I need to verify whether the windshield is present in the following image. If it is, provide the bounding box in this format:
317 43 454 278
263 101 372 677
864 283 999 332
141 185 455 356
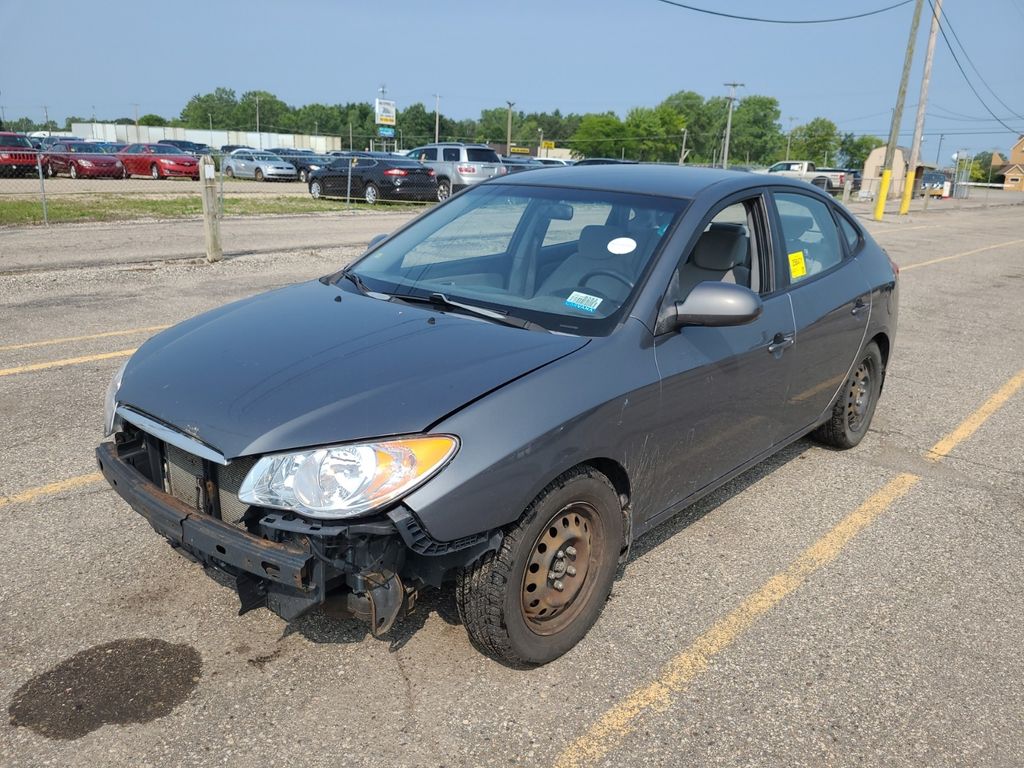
253 153 281 161
347 183 686 336
0 135 33 148
67 143 100 153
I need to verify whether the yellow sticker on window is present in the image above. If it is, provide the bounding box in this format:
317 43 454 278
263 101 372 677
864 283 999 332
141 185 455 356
788 250 807 279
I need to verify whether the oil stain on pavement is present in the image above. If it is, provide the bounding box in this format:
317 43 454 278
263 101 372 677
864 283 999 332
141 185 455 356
8 638 201 740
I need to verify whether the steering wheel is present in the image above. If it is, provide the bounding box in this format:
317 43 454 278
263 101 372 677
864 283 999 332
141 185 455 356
579 269 635 291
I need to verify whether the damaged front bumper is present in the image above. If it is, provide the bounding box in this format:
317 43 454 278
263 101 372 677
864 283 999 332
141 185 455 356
96 441 495 632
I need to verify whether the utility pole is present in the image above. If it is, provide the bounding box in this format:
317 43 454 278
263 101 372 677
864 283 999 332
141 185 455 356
721 82 743 169
900 0 943 215
255 95 261 148
538 127 543 157
42 105 51 131
873 0 924 221
433 94 441 142
678 128 688 165
934 133 945 166
208 113 213 149
506 100 516 155
785 117 797 160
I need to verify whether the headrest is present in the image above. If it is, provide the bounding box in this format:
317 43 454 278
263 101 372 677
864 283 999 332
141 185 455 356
578 225 633 261
692 228 747 271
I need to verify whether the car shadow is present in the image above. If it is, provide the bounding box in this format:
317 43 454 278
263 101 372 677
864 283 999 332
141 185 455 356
283 438 813 657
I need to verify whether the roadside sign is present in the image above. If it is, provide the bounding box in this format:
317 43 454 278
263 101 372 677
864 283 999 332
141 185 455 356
375 99 396 126
377 126 395 138
541 141 555 149
508 146 531 154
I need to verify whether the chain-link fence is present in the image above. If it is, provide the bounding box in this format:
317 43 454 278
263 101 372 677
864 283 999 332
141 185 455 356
0 125 442 229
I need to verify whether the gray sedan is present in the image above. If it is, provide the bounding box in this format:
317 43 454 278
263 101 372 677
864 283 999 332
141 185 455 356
222 150 297 181
96 166 898 666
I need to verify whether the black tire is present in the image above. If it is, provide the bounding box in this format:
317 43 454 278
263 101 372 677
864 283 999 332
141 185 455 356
299 168 308 183
309 180 323 199
812 341 883 449
364 182 379 205
254 168 264 182
225 166 234 178
437 178 451 202
46 163 55 178
456 466 624 666
150 163 160 180
69 163 78 179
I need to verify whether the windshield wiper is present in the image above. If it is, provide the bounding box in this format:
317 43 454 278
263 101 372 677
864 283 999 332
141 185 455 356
337 269 391 300
390 292 548 332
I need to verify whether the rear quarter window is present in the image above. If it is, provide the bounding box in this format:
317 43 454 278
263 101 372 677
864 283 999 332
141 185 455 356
467 148 500 163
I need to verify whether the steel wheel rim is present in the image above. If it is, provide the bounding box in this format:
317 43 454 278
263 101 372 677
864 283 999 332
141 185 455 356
151 165 158 179
846 359 873 432
438 182 449 201
520 501 604 636
255 170 263 181
70 165 77 179
310 181 321 198
365 185 377 204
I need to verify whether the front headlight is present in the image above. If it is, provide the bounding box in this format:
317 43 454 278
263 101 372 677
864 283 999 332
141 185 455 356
237 435 458 519
79 160 94 167
103 359 129 436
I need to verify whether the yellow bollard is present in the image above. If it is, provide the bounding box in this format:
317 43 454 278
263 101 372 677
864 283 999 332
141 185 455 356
873 169 892 221
898 168 917 215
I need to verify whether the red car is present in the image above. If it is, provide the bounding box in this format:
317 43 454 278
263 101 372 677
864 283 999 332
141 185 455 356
0 132 41 177
118 143 199 180
42 141 124 179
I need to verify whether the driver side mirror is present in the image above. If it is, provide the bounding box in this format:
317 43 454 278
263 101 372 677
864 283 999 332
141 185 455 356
656 281 763 334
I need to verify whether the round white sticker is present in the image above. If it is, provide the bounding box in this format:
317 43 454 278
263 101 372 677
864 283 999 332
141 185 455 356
607 237 637 255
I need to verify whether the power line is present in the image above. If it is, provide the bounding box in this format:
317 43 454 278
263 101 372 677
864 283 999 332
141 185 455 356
927 0 1023 134
651 0 914 24
935 3 1024 121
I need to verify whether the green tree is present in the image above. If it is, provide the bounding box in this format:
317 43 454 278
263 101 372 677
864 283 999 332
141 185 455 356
569 112 625 159
234 90 291 134
396 102 436 146
180 87 238 129
970 151 1003 183
138 114 167 127
789 117 840 165
622 106 683 162
837 133 884 169
728 95 783 165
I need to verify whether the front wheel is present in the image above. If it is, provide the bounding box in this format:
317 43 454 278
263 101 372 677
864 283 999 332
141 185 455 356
436 179 451 202
309 180 322 199
363 182 379 205
812 341 883 449
299 168 308 183
225 166 234 178
254 168 264 181
69 163 79 179
456 466 624 666
150 163 161 180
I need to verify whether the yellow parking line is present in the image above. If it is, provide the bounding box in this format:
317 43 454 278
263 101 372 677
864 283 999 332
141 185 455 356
901 238 1024 271
555 368 1024 768
0 348 135 378
926 369 1024 462
0 325 169 353
0 472 103 509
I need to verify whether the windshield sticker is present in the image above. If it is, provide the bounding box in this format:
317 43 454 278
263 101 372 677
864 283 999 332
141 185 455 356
788 250 807 279
607 237 637 255
565 291 603 313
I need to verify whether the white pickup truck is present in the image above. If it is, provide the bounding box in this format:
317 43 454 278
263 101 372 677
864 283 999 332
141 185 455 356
760 161 846 193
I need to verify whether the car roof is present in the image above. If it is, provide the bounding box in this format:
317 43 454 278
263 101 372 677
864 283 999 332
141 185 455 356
494 163 820 200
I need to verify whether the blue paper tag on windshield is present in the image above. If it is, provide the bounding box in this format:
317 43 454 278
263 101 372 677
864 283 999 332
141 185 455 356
565 291 602 313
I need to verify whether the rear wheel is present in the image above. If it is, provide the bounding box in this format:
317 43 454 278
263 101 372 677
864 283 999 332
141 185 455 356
254 168 264 181
456 466 624 666
437 178 451 202
150 163 160 180
46 163 56 178
812 341 883 449
364 182 379 205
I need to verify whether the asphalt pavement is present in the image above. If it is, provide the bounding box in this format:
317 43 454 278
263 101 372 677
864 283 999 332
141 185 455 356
0 203 1022 767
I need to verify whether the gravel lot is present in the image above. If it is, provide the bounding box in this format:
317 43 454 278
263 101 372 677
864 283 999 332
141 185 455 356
1 201 1022 767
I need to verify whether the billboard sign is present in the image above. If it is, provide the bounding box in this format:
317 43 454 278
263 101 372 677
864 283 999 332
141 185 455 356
375 99 396 126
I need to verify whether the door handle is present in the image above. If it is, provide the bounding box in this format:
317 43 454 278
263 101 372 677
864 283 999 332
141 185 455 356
767 333 795 354
851 297 868 316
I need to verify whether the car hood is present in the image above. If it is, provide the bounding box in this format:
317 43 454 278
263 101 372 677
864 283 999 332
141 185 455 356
117 280 588 459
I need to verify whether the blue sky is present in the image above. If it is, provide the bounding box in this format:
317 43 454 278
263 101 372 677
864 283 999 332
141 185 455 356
1 0 1021 159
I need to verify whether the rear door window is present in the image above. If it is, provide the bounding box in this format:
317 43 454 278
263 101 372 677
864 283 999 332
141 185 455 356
774 192 844 284
442 148 460 162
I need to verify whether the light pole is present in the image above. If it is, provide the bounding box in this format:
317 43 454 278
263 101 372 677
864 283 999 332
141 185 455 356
538 128 543 157
433 94 441 143
506 101 515 156
785 117 797 161
721 82 743 169
255 95 261 148
208 113 213 149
